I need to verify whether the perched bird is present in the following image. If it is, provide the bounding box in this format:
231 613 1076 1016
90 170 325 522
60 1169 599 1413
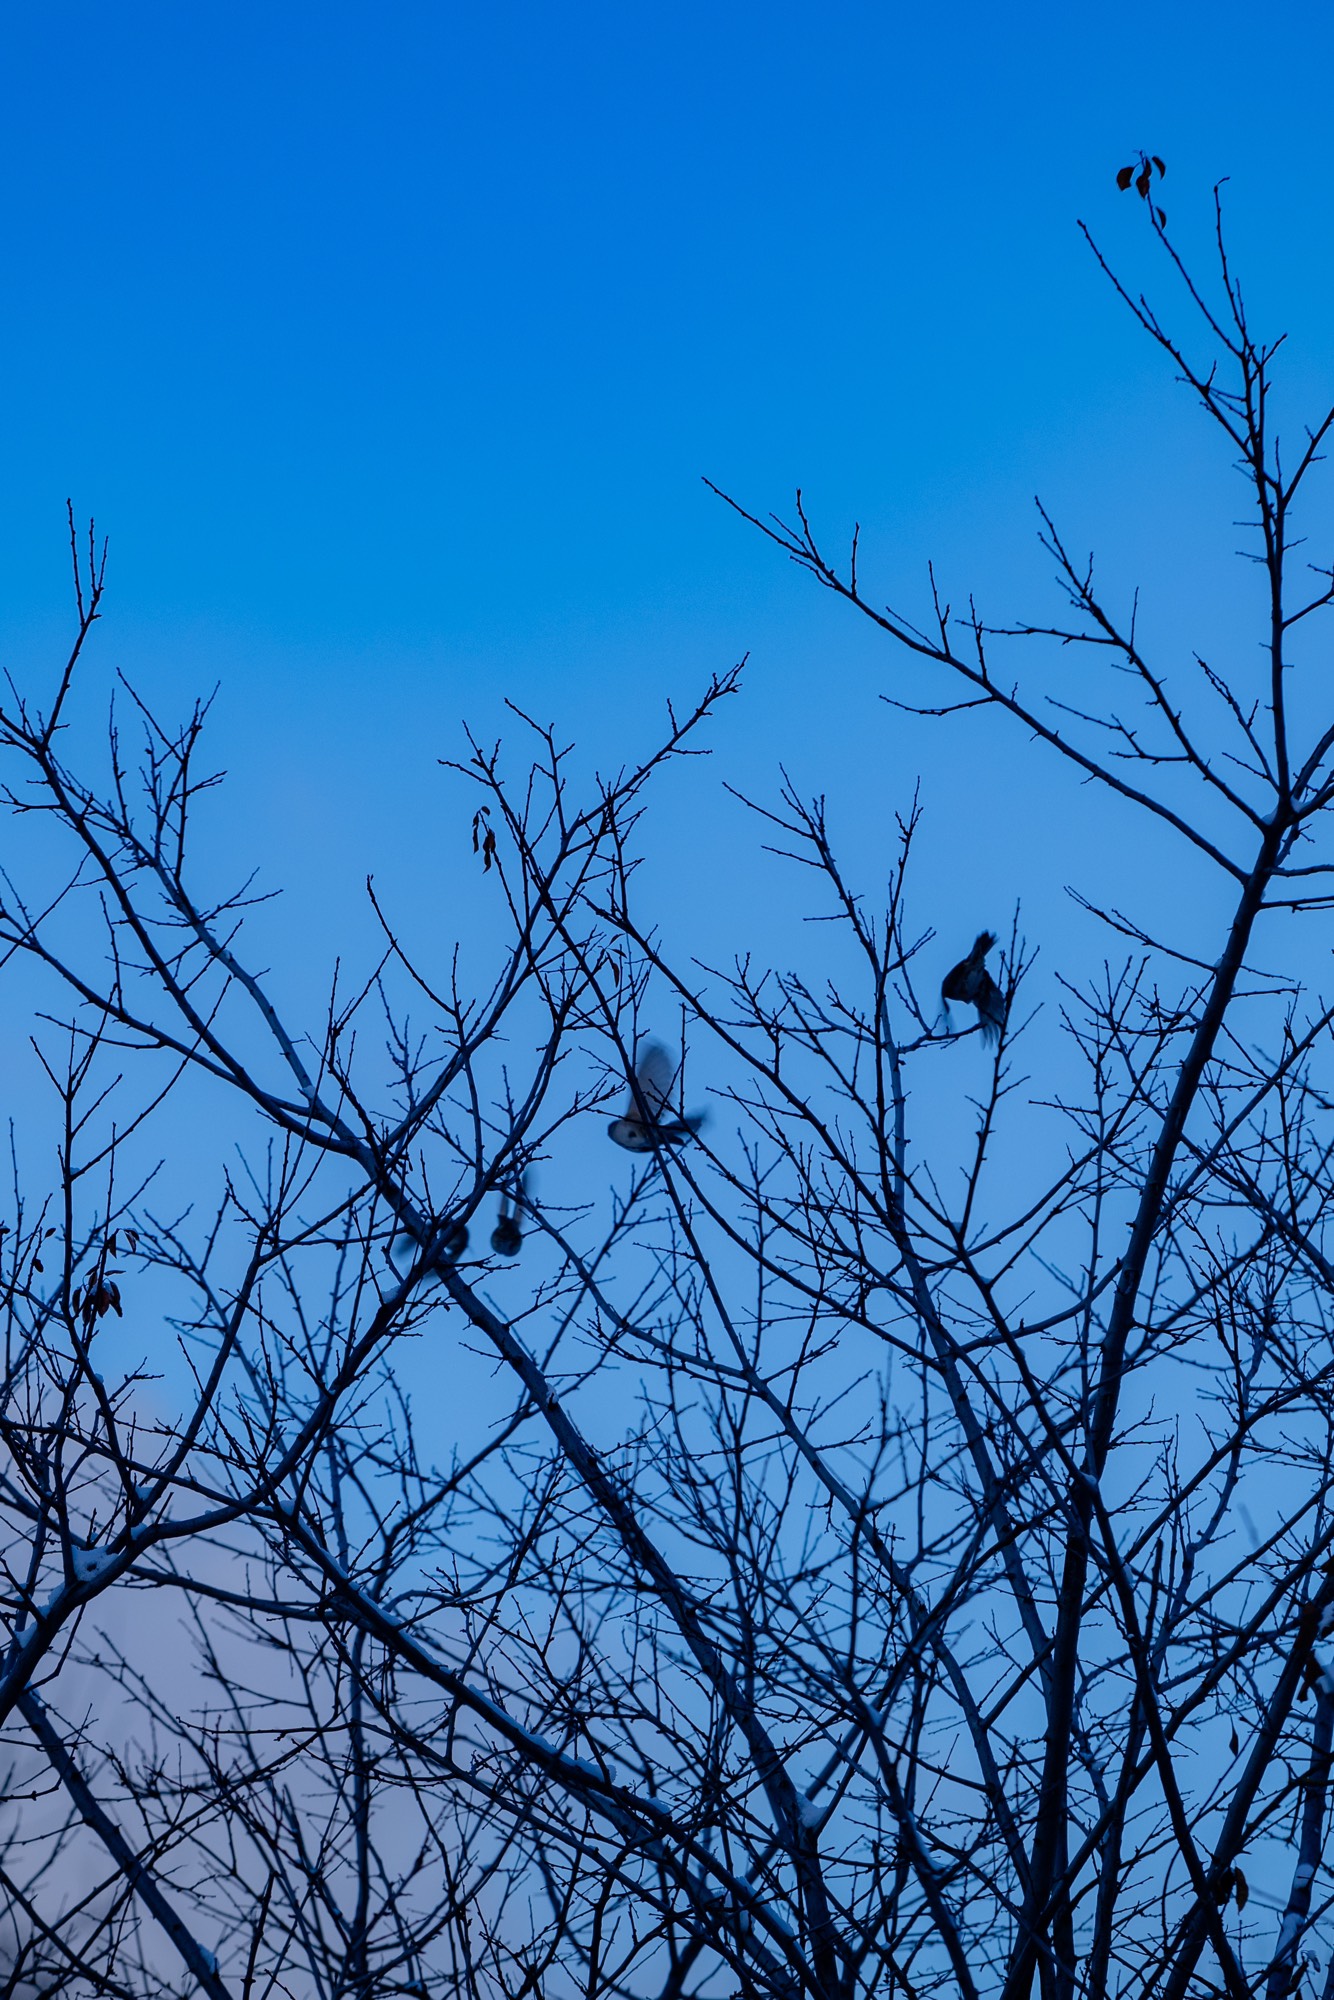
941 932 1005 1044
608 1042 703 1152
490 1175 528 1259
389 1218 469 1273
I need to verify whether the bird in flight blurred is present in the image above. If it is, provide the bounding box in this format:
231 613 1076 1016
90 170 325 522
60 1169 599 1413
941 932 1005 1043
490 1175 528 1258
608 1042 703 1152
389 1217 469 1273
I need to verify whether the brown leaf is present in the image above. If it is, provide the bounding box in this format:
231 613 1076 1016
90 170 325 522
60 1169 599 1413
1136 168 1152 198
1229 1724 1239 1756
1156 206 1167 228
1234 1868 1248 1913
1117 165 1134 190
1152 154 1166 176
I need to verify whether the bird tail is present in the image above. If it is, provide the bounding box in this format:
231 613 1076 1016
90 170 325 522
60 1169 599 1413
972 931 998 959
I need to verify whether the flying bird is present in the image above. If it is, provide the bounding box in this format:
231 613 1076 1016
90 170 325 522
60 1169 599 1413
389 1217 469 1274
941 932 1005 1044
490 1175 528 1258
608 1042 703 1152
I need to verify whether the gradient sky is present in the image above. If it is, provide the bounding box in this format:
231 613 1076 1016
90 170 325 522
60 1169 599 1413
7 26 1334 1924
2 0 1333 1055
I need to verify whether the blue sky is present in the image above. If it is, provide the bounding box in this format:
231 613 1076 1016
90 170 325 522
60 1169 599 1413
7 18 1334 1891
6 13 1334 1950
4 17 1334 1959
2 0 1332 1023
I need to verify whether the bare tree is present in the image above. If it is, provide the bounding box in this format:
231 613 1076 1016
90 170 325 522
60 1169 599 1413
4 166 1334 2000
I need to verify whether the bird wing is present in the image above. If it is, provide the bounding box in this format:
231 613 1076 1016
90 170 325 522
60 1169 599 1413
943 933 998 1004
977 973 1006 1039
941 960 967 1003
630 1041 676 1119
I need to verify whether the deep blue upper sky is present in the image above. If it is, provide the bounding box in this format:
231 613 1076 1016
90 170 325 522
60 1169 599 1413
2 1 1332 1005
